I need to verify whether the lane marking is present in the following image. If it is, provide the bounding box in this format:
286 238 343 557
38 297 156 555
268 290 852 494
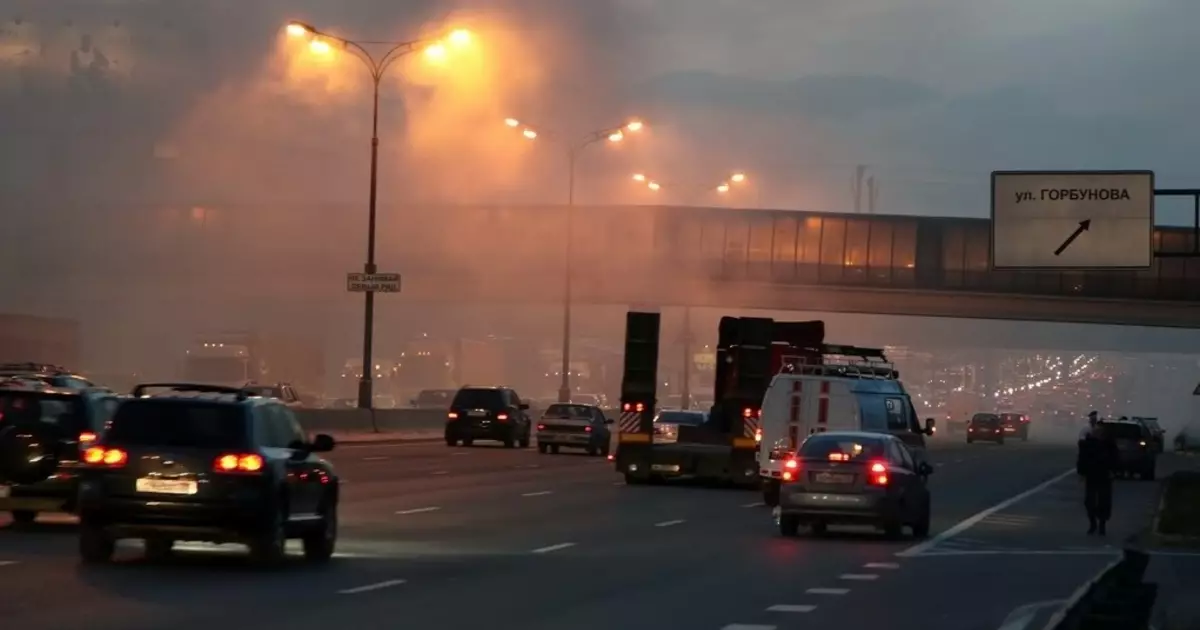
840 574 878 581
613 481 625 486
0 561 17 567
361 456 389 461
430 470 449 475
806 588 850 595
766 604 817 613
452 452 470 456
741 502 765 508
516 464 541 469
864 562 900 569
654 519 686 528
338 579 407 595
531 542 576 554
395 507 441 515
912 550 1118 557
720 625 777 630
522 490 553 497
896 468 1075 558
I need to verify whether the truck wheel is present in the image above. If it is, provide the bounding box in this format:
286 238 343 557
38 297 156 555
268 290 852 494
537 443 549 454
586 445 599 456
79 522 115 564
762 480 780 507
550 445 560 454
779 513 800 537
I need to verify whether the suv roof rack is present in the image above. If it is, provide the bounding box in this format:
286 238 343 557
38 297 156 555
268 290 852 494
131 382 251 401
779 344 897 380
0 362 72 375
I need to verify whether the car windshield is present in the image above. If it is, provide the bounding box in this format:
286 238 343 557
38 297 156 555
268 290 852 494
655 411 707 426
106 400 247 449
800 435 886 461
1100 422 1143 440
544 404 592 419
0 390 86 433
971 414 1000 425
452 388 504 409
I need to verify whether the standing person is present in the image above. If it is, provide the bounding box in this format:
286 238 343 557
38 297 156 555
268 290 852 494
1078 411 1099 442
1078 422 1118 535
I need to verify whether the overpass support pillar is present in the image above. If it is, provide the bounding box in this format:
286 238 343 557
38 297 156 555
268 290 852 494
680 307 694 410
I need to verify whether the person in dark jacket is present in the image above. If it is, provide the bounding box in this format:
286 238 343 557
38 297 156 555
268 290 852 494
1078 423 1119 535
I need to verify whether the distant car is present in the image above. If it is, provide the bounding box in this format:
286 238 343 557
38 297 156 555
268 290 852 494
776 431 932 539
1130 417 1165 453
0 363 97 390
0 379 121 524
445 386 532 448
241 382 304 408
967 413 1005 444
76 383 339 566
536 403 612 456
1099 420 1157 481
411 389 455 409
999 412 1030 441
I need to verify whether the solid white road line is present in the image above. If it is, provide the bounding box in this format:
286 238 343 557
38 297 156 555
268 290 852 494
654 519 686 528
840 574 878 581
0 561 16 567
766 604 817 613
741 502 765 508
338 579 407 595
361 456 389 461
896 468 1075 558
521 490 553 497
531 542 576 554
720 625 777 630
451 452 469 456
864 562 901 569
805 588 850 595
395 506 441 515
430 470 449 475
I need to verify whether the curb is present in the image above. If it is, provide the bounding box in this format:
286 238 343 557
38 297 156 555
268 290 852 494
1038 552 1129 630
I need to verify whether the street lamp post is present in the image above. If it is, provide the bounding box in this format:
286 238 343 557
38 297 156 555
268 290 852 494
505 118 644 402
286 21 470 409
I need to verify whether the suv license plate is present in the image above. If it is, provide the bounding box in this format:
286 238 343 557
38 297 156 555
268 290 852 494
0 485 9 498
136 478 198 495
813 472 853 484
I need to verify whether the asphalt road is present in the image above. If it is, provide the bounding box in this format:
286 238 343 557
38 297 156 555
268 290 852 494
0 437 1150 630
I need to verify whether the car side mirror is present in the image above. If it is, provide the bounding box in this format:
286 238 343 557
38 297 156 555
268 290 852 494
519 403 530 410
924 418 936 436
310 433 336 453
917 462 934 476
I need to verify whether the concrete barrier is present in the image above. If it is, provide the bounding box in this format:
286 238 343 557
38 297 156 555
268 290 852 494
295 409 449 434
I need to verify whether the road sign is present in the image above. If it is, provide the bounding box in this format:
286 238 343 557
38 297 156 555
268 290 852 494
346 272 401 293
990 170 1154 269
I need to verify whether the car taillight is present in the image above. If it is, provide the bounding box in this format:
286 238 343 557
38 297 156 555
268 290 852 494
214 453 264 473
754 428 762 443
742 407 761 419
83 446 127 467
496 413 509 422
828 452 849 462
584 426 592 433
781 458 799 481
79 431 98 443
623 402 646 413
868 461 888 486
537 423 545 431
447 412 459 420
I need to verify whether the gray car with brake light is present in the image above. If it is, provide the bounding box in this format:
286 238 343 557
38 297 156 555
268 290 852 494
536 403 612 456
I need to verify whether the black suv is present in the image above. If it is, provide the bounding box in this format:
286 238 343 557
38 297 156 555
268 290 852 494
0 378 120 524
0 363 97 389
76 383 339 566
445 386 532 448
1099 420 1157 480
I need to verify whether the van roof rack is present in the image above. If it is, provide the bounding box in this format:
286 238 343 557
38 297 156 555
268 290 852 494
131 382 251 401
779 344 897 380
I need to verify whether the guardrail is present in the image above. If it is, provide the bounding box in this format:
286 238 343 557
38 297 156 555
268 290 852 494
1041 548 1156 630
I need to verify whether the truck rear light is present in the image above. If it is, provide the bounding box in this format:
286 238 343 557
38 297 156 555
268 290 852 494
496 413 509 422
84 446 127 467
868 461 888 485
79 431 98 443
754 428 762 443
537 423 545 431
214 453 264 473
623 402 646 413
584 426 592 433
742 407 761 419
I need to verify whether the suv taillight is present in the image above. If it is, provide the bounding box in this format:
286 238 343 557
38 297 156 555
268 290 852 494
214 453 264 473
447 411 459 420
83 446 127 467
781 458 800 481
867 461 889 486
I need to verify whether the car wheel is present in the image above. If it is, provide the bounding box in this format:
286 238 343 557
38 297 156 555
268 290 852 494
445 436 458 447
966 438 973 444
624 472 646 485
810 521 828 536
586 445 599 456
550 445 560 454
762 480 780 507
779 513 800 537
911 501 932 539
79 521 115 564
503 432 516 448
249 504 288 568
518 430 531 449
144 538 175 561
600 442 611 457
462 439 474 447
302 496 337 563
537 443 549 454
10 510 36 525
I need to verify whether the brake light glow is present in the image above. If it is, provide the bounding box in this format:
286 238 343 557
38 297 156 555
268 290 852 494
537 423 546 431
83 446 127 467
868 460 888 485
496 413 509 422
784 459 799 469
79 431 98 443
828 452 849 462
754 428 762 443
214 453 264 473
447 412 459 419
623 402 646 413
584 426 592 433
742 407 761 419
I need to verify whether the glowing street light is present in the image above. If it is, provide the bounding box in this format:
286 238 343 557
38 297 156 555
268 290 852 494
502 115 646 402
647 181 661 192
716 183 730 193
284 20 473 410
632 173 647 182
730 172 746 183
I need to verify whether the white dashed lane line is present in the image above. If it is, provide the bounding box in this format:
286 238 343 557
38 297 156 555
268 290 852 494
337 579 407 595
430 470 449 475
864 562 900 569
521 490 553 497
361 456 389 461
741 502 765 508
395 507 441 515
766 605 816 613
531 542 576 554
839 574 879 581
806 588 850 595
720 625 777 630
0 561 17 567
654 519 686 528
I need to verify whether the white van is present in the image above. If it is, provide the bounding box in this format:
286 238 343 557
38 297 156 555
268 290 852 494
756 361 933 506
